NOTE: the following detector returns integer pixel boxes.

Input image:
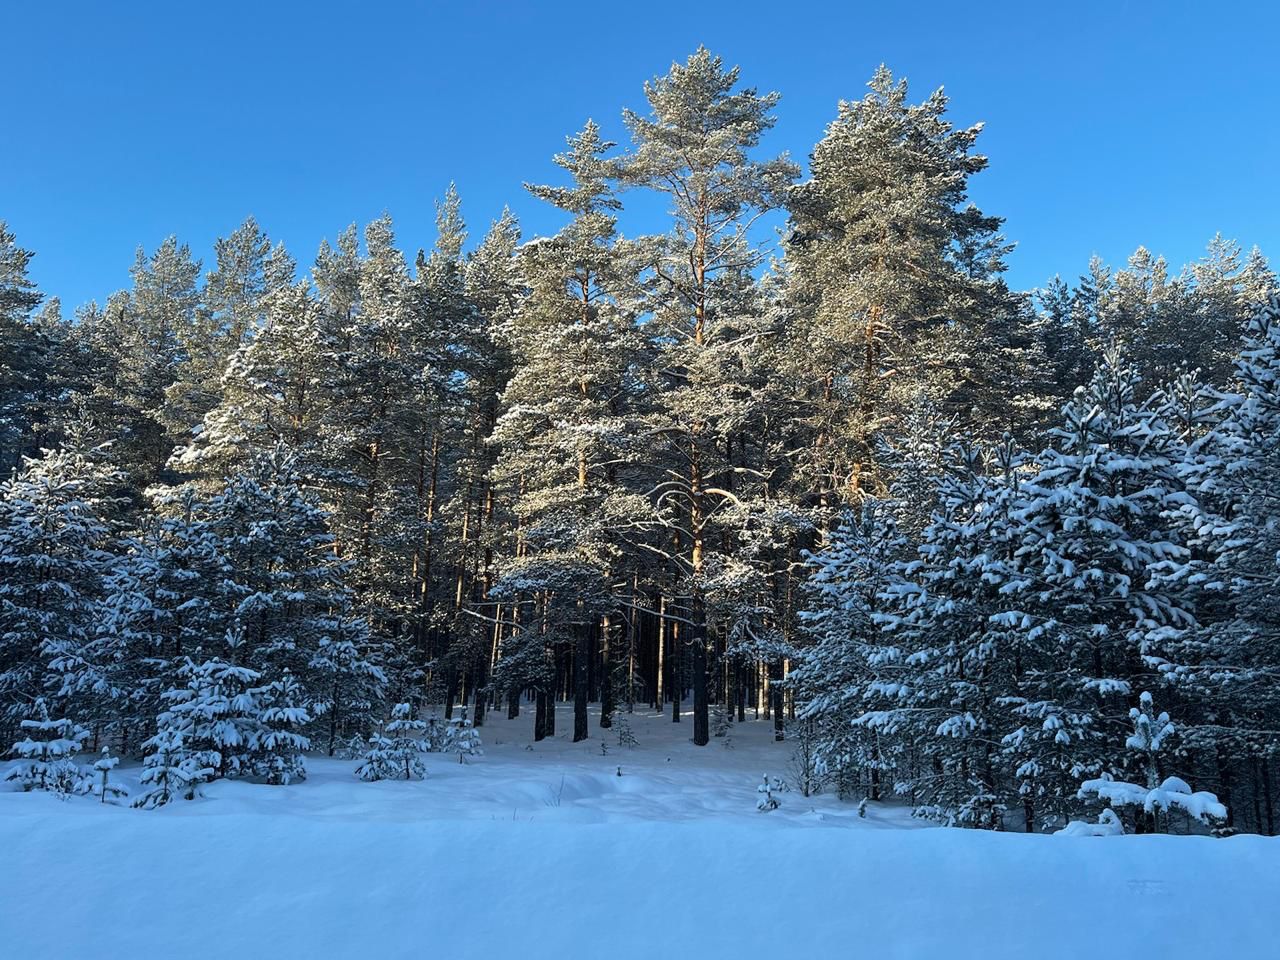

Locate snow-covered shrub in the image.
[4,699,92,797]
[132,728,215,809]
[1078,774,1227,829]
[92,747,127,804]
[1055,808,1124,837]
[614,714,638,749]
[712,704,732,739]
[422,713,446,752]
[255,671,311,785]
[787,719,827,797]
[1075,691,1227,831]
[444,716,483,764]
[756,774,787,811]
[335,734,367,760]
[356,703,426,781]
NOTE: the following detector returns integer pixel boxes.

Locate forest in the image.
[2,47,1278,834]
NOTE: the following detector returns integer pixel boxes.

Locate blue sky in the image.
[6,1,1278,311]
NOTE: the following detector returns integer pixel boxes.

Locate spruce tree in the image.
[0,434,122,735]
[0,222,52,474]
[255,670,311,785]
[356,702,426,781]
[1005,348,1198,826]
[4,697,92,796]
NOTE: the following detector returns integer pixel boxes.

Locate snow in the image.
[1080,774,1229,824]
[2,705,1276,959]
[1055,807,1125,836]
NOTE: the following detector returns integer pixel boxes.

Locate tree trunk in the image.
[770,659,784,742]
[1263,757,1275,836]
[534,688,549,742]
[670,620,681,723]
[600,614,614,729]
[655,595,666,714]
[573,614,590,742]
[691,597,709,746]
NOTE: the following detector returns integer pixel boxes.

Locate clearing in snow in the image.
[2,705,1275,959]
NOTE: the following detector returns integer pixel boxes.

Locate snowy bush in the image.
[335,734,367,760]
[614,714,638,749]
[422,713,446,752]
[4,699,93,797]
[355,704,427,781]
[255,671,311,785]
[1074,692,1227,831]
[756,774,787,811]
[132,728,216,809]
[444,715,483,764]
[92,747,127,804]
[1079,774,1227,829]
[1055,808,1124,837]
[712,705,732,739]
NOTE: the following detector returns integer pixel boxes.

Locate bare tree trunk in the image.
[1263,758,1275,836]
[600,613,614,729]
[534,687,549,742]
[671,619,682,724]
[691,597,710,746]
[770,660,784,742]
[573,606,590,742]
[655,595,666,714]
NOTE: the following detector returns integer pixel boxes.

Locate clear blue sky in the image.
[6,0,1278,311]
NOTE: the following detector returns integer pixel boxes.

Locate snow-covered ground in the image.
[3,705,1276,959]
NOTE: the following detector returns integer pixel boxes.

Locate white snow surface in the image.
[2,705,1276,959]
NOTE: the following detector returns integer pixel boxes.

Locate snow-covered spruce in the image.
[356,704,427,781]
[92,747,127,804]
[4,698,92,797]
[443,714,483,764]
[1075,692,1227,831]
[132,728,214,809]
[255,670,311,785]
[756,774,786,812]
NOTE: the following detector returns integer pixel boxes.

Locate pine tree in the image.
[169,243,312,484]
[490,120,647,742]
[1076,691,1227,832]
[868,441,1027,827]
[132,726,214,809]
[791,500,908,800]
[4,697,92,796]
[163,218,286,436]
[255,670,311,785]
[438,208,522,723]
[0,433,122,735]
[84,489,227,746]
[309,617,386,757]
[617,47,799,746]
[785,65,1024,501]
[92,746,127,803]
[160,640,266,781]
[0,222,52,474]
[355,702,426,781]
[117,237,203,480]
[1005,348,1198,827]
[1160,294,1280,829]
[443,712,483,763]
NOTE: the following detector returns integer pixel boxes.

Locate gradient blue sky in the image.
[6,1,1278,311]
